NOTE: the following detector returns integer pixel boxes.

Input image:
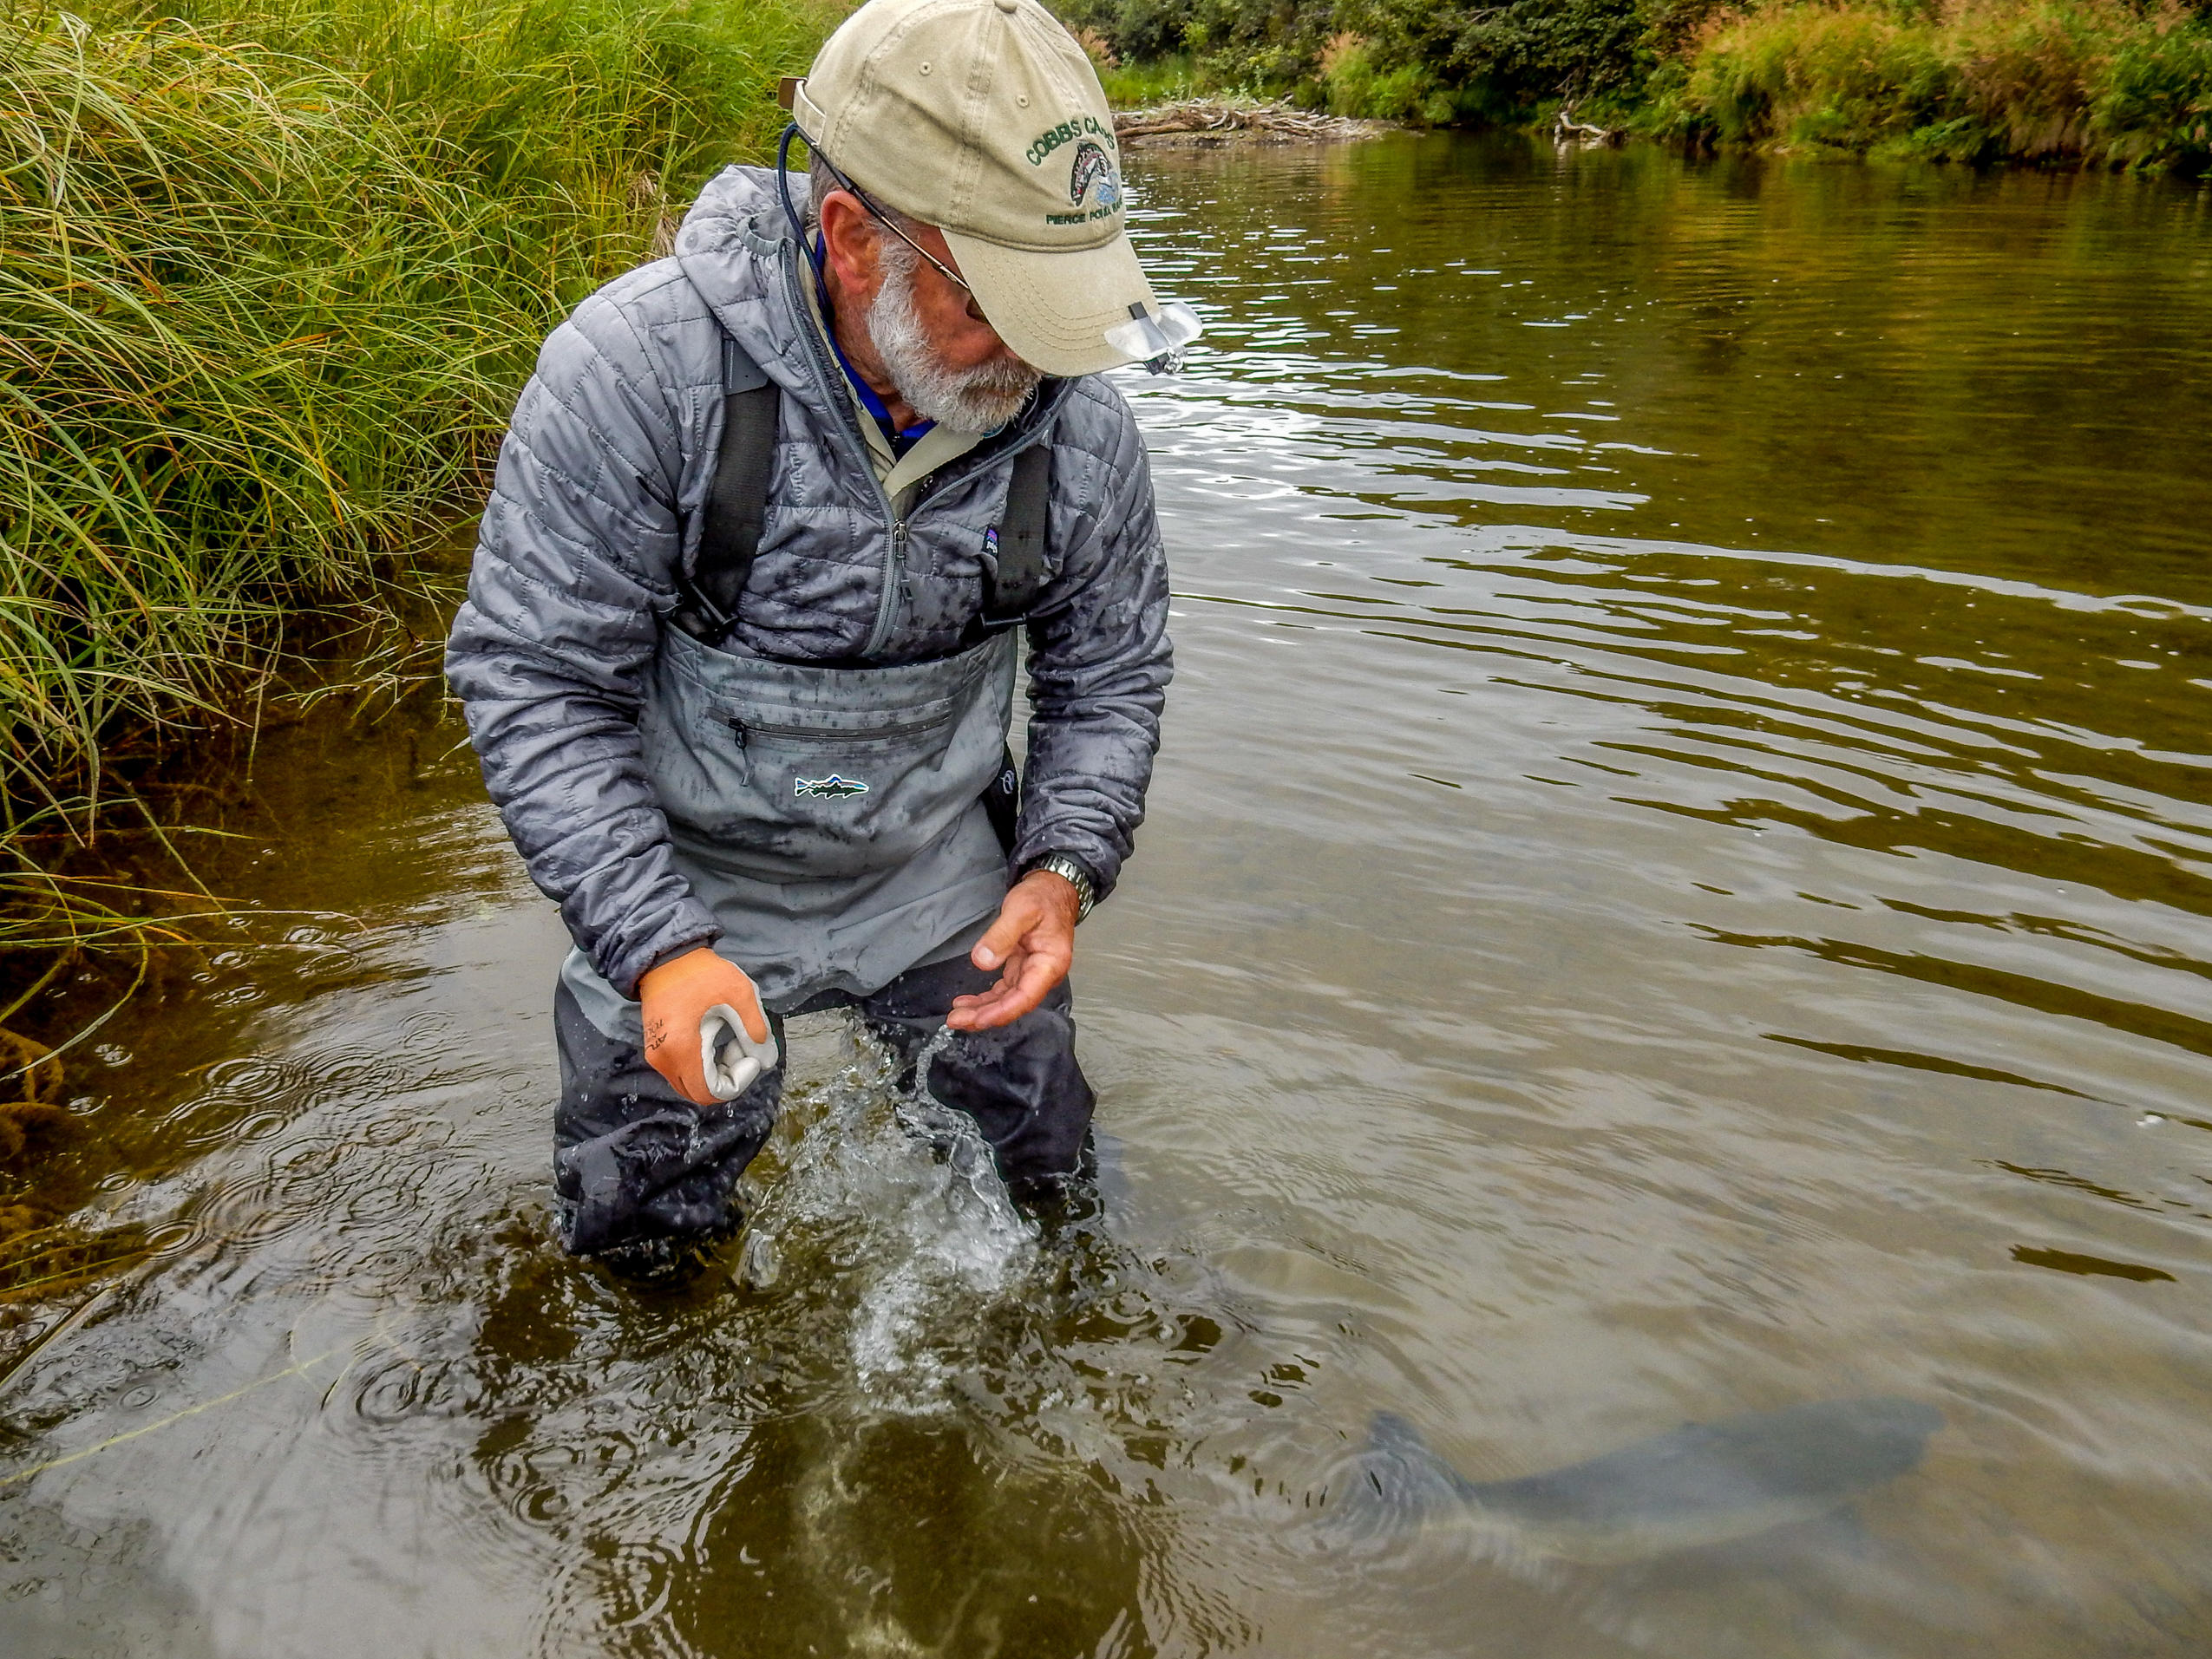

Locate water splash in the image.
[738,1019,1038,1414]
[848,1024,1038,1404]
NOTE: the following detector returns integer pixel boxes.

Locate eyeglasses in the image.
[807,147,987,318]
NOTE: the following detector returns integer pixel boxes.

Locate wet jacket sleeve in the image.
[1013,382,1175,898]
[443,291,720,998]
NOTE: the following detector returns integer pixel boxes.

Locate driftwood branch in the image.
[1554,101,1617,145]
[1115,99,1388,147]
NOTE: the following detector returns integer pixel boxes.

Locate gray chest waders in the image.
[559,329,1054,1039]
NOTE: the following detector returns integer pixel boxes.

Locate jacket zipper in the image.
[879,518,909,650]
[782,255,910,662]
[775,247,1069,659]
[860,514,908,662]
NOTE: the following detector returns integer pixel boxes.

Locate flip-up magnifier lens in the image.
[1103,300,1204,375]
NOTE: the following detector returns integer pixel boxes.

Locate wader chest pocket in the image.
[724,707,961,752]
[640,628,1017,883]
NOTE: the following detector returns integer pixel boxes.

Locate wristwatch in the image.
[1024,853,1097,923]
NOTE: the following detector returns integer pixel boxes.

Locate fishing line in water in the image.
[0,1212,428,1485]
[0,1282,415,1486]
[0,1348,345,1488]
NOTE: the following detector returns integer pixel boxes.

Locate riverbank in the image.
[0,0,835,996]
[0,0,839,1254]
[1074,0,2212,173]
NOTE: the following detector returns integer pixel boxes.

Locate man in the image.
[445,0,1190,1282]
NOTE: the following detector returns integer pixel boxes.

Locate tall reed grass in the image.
[0,0,838,995]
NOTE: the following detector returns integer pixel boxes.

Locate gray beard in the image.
[866,244,1042,433]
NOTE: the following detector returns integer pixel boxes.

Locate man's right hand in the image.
[638,946,770,1106]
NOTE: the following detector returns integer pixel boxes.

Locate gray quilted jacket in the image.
[445,167,1172,997]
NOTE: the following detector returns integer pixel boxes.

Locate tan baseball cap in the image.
[791,0,1161,377]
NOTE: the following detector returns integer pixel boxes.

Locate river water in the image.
[4,134,2211,1656]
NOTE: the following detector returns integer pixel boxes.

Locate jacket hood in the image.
[673,165,816,395]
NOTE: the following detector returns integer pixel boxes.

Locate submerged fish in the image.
[1329,1396,1943,1564]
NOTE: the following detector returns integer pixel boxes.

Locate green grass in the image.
[1316,36,1469,123]
[0,0,839,992]
[1096,51,1208,108]
[1661,0,2211,169]
[1095,39,1458,121]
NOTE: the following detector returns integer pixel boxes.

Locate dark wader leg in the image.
[859,954,1096,1197]
[552,981,783,1259]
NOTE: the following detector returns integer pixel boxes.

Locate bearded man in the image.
[445,0,1194,1282]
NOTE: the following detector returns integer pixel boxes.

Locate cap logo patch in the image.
[1069,140,1121,209]
[1042,137,1122,225]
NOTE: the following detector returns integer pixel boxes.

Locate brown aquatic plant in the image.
[0,1217,148,1307]
[0,1028,62,1104]
[0,1102,76,1170]
[0,1027,75,1169]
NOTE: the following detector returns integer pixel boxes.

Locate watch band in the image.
[1025,853,1097,922]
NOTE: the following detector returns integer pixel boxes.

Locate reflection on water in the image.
[3,134,2211,1656]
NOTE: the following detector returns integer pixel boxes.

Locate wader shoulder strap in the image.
[672,332,777,643]
[980,441,1051,850]
[983,441,1053,628]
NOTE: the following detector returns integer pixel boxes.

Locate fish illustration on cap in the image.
[1069,139,1120,209]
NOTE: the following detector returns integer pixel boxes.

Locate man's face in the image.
[821,189,1044,431]
[884,221,1011,374]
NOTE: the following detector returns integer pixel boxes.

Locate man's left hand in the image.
[948,870,1081,1031]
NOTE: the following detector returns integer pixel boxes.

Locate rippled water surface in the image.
[5,135,2212,1656]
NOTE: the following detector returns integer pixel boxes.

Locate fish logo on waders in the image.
[1069,140,1121,210]
[795,774,868,800]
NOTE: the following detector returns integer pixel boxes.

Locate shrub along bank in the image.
[1069,0,2212,172]
[0,0,836,987]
